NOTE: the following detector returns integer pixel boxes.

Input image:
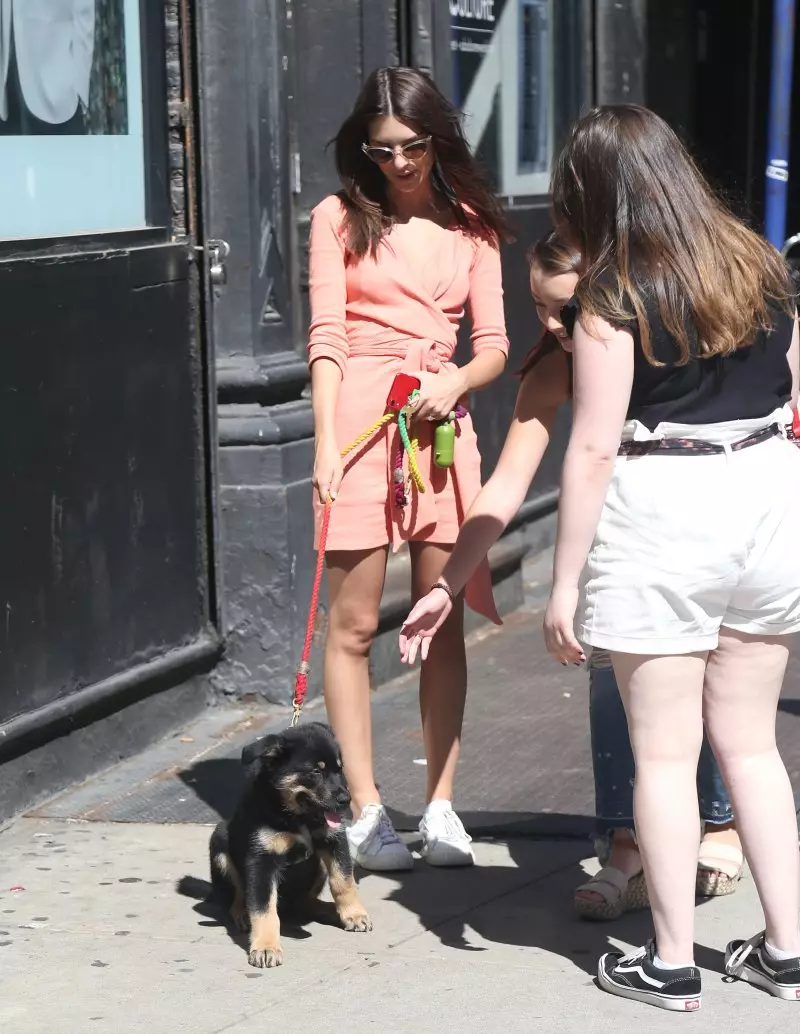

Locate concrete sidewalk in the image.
[2,549,798,1033]
[0,817,793,1034]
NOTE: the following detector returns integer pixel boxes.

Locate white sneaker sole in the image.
[597,957,702,1012]
[348,836,414,872]
[353,851,414,872]
[421,840,475,867]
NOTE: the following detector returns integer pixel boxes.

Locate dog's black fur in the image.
[209,721,372,968]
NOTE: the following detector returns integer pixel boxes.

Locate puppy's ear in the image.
[241,734,283,772]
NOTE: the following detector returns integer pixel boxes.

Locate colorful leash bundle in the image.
[393,389,425,507]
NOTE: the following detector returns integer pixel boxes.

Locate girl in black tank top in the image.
[542,104,800,1012]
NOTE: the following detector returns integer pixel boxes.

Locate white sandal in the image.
[574,865,650,922]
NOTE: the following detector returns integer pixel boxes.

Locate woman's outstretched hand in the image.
[543,585,586,666]
[399,586,454,665]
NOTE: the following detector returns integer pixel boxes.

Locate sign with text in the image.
[449,0,552,199]
[450,0,508,107]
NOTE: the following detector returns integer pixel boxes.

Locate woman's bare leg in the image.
[323,546,388,816]
[410,541,467,804]
[703,628,800,954]
[611,651,707,964]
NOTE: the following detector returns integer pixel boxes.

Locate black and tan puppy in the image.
[209,721,372,968]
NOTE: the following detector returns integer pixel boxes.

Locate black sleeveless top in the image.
[558,289,794,431]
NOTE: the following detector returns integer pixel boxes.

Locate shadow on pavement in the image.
[178,757,244,822]
[176,760,741,981]
[175,872,342,962]
[368,837,729,979]
[387,807,593,839]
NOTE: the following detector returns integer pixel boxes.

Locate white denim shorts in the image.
[579,406,800,654]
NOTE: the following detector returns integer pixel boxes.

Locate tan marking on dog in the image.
[320,849,372,933]
[248,887,282,969]
[276,774,309,815]
[254,829,296,855]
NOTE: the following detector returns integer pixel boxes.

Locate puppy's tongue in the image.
[324,812,342,829]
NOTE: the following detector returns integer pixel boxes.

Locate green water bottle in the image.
[434,414,456,468]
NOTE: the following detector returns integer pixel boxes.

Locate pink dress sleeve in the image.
[468,237,509,358]
[307,197,349,376]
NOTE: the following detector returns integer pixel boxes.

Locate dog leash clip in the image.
[291,660,311,727]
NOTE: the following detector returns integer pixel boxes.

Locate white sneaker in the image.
[420,800,474,867]
[346,804,414,871]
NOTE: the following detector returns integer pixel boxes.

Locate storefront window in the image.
[0,0,146,240]
[450,0,587,200]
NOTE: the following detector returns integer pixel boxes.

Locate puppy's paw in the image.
[340,906,373,933]
[248,945,283,968]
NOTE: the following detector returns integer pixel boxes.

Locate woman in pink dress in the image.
[308,67,509,870]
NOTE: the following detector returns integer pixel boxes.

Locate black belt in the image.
[618,423,783,457]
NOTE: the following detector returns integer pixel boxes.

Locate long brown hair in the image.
[333,67,508,258]
[551,105,792,365]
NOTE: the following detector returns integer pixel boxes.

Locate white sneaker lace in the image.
[725,931,764,976]
[427,809,472,844]
[618,943,650,966]
[374,810,403,847]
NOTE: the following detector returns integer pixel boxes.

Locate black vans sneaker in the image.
[598,939,702,1012]
[725,931,800,1001]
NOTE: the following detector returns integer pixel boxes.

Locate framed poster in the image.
[0,0,146,239]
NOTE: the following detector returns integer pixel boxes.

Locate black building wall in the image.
[0,0,219,821]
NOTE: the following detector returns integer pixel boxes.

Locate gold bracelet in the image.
[431,580,455,604]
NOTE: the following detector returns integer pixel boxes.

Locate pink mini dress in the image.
[307,194,509,623]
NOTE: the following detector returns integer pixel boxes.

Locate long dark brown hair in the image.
[551,105,792,365]
[333,67,507,258]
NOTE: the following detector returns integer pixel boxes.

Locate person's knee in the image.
[630,721,703,767]
[704,718,777,770]
[328,607,379,658]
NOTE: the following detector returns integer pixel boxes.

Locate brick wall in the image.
[165,0,187,238]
